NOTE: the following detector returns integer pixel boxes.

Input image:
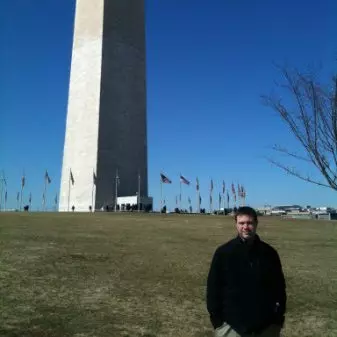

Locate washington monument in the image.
[59,0,148,211]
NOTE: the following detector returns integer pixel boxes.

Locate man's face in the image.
[236,214,257,240]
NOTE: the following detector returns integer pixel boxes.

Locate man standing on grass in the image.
[207,206,286,337]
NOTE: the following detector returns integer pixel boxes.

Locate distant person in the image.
[207,206,286,337]
[72,205,75,212]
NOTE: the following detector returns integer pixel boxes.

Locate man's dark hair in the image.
[235,206,258,223]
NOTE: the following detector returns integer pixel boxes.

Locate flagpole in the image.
[222,181,224,211]
[196,190,199,212]
[0,177,3,211]
[209,195,211,213]
[179,177,182,210]
[2,171,7,211]
[209,184,212,214]
[55,193,58,212]
[17,192,19,210]
[68,168,71,212]
[138,171,141,212]
[90,170,94,212]
[91,183,94,213]
[114,169,118,212]
[160,179,163,211]
[198,191,200,213]
[237,185,240,207]
[43,176,47,212]
[20,174,24,211]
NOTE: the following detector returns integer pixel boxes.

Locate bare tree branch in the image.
[263,65,337,191]
[267,158,335,189]
[271,145,312,162]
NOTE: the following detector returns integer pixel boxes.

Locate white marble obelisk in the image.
[59,0,148,212]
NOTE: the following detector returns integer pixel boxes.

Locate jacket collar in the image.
[235,234,260,246]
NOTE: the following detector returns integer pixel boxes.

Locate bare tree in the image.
[262,66,337,190]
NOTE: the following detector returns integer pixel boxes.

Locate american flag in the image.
[70,169,75,185]
[231,183,236,202]
[210,179,214,192]
[45,170,51,184]
[180,175,190,185]
[231,183,236,196]
[196,177,199,191]
[160,173,171,184]
[239,185,243,198]
[21,174,25,188]
[241,186,246,198]
[222,181,225,194]
[93,171,97,185]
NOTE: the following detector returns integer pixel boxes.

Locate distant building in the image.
[273,205,302,212]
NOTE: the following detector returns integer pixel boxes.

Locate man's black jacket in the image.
[206,235,286,334]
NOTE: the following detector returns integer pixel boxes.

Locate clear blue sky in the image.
[0,0,336,211]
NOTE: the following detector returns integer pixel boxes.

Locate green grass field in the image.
[1,212,337,337]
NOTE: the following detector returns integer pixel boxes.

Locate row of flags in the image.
[0,170,57,210]
[17,170,51,188]
[160,173,247,211]
[15,171,51,187]
[1,169,246,211]
[160,173,246,200]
